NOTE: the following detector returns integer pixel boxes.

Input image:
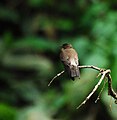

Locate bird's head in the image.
[62,43,72,49]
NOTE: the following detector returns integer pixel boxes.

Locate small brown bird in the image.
[60,43,80,80]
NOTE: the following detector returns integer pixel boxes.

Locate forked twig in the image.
[48,65,117,109]
[76,69,110,109]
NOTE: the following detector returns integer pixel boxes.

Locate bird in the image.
[60,43,80,81]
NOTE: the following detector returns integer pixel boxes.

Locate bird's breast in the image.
[69,58,77,67]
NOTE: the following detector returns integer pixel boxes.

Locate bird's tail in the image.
[70,66,80,80]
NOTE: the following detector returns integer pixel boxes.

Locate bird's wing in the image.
[60,49,71,66]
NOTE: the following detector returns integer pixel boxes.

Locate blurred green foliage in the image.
[0,0,117,120]
[0,104,17,120]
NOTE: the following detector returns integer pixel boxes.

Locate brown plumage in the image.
[60,43,80,80]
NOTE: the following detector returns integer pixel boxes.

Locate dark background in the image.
[0,0,117,120]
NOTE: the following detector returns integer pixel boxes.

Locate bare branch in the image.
[76,69,110,109]
[48,65,102,87]
[48,65,117,109]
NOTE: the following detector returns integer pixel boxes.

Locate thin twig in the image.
[48,70,64,86]
[107,74,117,103]
[95,79,107,103]
[78,65,102,71]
